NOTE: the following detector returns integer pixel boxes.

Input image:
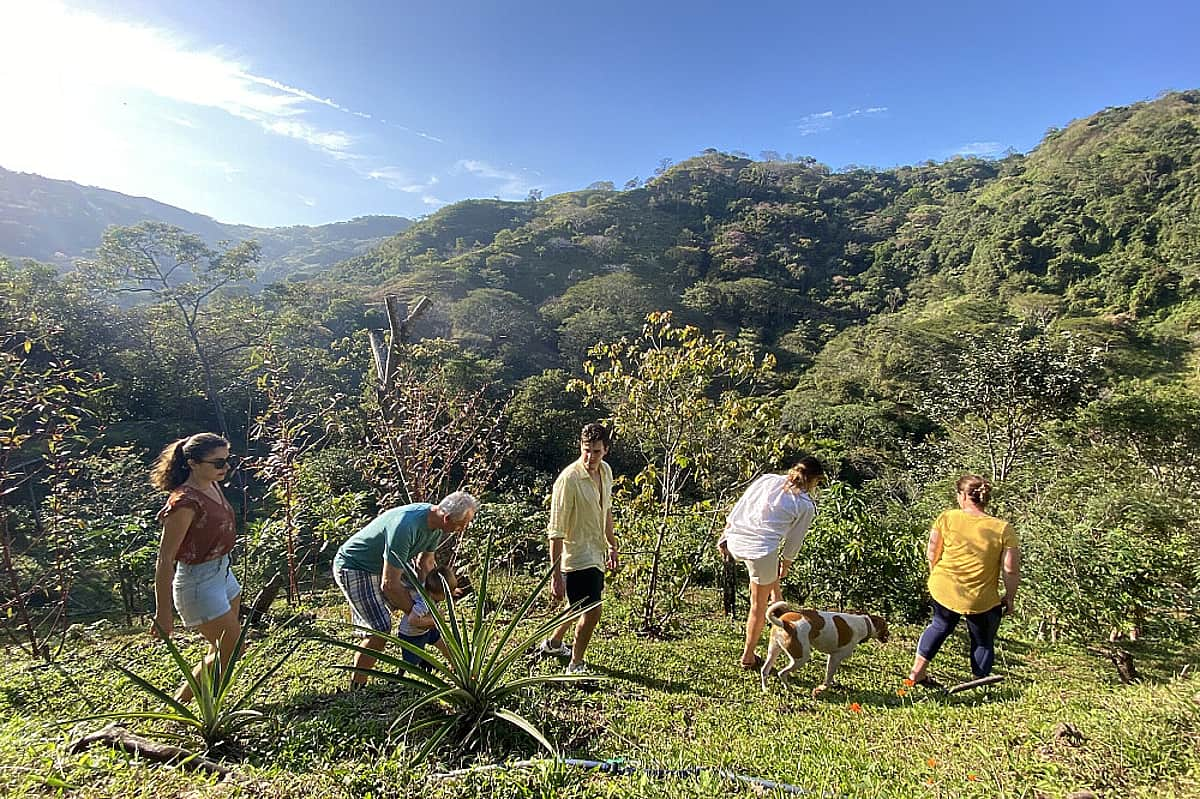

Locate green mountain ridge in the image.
[326,90,1198,383]
[0,166,412,283]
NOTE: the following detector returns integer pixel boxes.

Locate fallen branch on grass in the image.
[67,723,232,778]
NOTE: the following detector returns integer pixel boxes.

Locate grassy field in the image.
[1,583,1197,798]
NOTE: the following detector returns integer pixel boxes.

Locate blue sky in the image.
[1,0,1197,228]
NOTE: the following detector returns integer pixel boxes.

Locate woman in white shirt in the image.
[718,456,824,669]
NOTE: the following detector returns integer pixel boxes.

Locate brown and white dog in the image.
[760,601,890,696]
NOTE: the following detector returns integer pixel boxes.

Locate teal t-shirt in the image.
[334,503,441,574]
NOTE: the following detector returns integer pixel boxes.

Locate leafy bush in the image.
[456,496,548,575]
[1018,482,1200,643]
[792,483,927,619]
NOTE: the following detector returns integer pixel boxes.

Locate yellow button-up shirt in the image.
[547,459,612,573]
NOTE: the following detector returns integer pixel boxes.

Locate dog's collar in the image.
[864,615,876,639]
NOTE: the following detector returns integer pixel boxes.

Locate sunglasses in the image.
[199,456,238,469]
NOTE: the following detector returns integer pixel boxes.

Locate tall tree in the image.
[922,328,1099,483]
[576,312,795,632]
[81,222,260,438]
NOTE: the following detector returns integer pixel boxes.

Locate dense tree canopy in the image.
[3,91,1200,652]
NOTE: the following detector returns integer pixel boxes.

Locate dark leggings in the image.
[917,599,1003,678]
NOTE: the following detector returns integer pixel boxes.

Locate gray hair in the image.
[438,491,479,522]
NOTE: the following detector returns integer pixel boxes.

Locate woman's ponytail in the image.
[149,433,228,491]
[956,474,992,509]
[786,455,826,492]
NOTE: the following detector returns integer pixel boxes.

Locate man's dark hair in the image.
[580,422,611,448]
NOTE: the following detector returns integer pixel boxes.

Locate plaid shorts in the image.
[333,567,393,633]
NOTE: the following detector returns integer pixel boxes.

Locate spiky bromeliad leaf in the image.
[66,619,298,748]
[316,534,604,759]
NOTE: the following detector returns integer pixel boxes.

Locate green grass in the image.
[1,584,1197,798]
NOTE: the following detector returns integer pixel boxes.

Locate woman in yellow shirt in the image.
[908,475,1021,686]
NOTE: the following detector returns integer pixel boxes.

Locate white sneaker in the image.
[564,660,592,676]
[538,639,571,657]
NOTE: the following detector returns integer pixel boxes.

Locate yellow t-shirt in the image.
[927,509,1019,615]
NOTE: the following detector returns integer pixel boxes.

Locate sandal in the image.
[740,654,765,670]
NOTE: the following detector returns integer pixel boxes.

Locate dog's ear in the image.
[869,615,890,643]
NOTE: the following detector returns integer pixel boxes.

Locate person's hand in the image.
[779,559,791,581]
[149,612,173,640]
[606,544,620,573]
[1001,594,1015,616]
[550,571,565,604]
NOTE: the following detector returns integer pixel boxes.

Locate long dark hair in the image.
[149,433,229,491]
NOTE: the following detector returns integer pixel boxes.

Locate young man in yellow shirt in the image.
[538,423,619,674]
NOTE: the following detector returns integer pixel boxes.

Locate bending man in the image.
[333,491,478,688]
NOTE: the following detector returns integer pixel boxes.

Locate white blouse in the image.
[720,474,815,562]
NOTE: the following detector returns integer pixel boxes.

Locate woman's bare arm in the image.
[151,507,193,638]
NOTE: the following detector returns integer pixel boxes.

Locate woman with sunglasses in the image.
[149,432,240,702]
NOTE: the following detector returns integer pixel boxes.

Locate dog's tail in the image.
[765,600,792,630]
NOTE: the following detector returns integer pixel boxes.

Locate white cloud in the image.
[404,128,445,144]
[299,195,317,207]
[953,141,1005,157]
[422,195,447,207]
[798,106,888,135]
[457,159,509,180]
[262,119,358,161]
[454,159,536,197]
[366,167,441,193]
[0,2,437,166]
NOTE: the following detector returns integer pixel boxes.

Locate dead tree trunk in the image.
[1089,644,1139,684]
[721,556,738,621]
[367,294,430,504]
[243,571,286,627]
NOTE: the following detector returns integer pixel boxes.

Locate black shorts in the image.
[565,567,604,608]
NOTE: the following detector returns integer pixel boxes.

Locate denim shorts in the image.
[398,628,442,670]
[173,554,241,628]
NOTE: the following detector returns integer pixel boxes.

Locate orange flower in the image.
[967,773,978,781]
[903,678,915,687]
[926,758,937,768]
[849,702,863,713]
[896,687,908,697]
[924,778,934,786]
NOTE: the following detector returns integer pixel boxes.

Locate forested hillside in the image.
[0,166,411,283]
[326,92,1197,381]
[3,90,1199,699]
